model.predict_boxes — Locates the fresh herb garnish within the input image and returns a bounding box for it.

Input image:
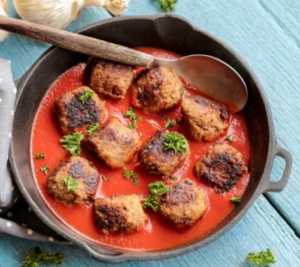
[35,153,45,159]
[163,132,188,154]
[110,113,116,117]
[102,175,111,182]
[60,132,83,156]
[78,89,93,104]
[170,175,176,179]
[161,114,167,120]
[225,135,233,143]
[62,176,79,192]
[165,119,175,128]
[124,107,142,129]
[179,87,184,94]
[143,181,169,212]
[245,249,276,267]
[157,0,178,12]
[87,122,99,136]
[176,118,182,125]
[231,197,242,203]
[215,141,220,146]
[41,166,49,175]
[123,166,137,179]
[22,247,64,267]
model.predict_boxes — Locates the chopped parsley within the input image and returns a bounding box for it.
[123,166,137,179]
[231,197,242,203]
[163,132,188,154]
[179,87,184,94]
[87,122,99,136]
[132,178,140,185]
[35,153,45,159]
[245,249,276,267]
[110,113,116,117]
[143,181,169,212]
[165,119,175,128]
[215,141,220,146]
[62,176,79,192]
[157,0,178,12]
[22,247,64,267]
[225,135,234,143]
[102,175,111,182]
[78,89,93,104]
[60,132,83,156]
[170,175,176,179]
[124,107,142,129]
[41,166,49,175]
[176,118,182,125]
[161,114,167,120]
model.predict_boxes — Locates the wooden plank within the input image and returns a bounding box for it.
[124,0,300,236]
[0,1,112,79]
[1,197,300,266]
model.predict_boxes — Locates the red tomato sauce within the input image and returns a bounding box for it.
[31,48,251,251]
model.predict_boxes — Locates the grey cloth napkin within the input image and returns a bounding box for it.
[0,59,66,243]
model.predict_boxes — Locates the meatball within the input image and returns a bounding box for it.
[159,179,208,230]
[55,86,106,134]
[181,95,229,141]
[86,57,134,99]
[94,194,147,234]
[132,67,183,113]
[139,131,190,178]
[195,144,247,193]
[86,118,140,169]
[47,156,100,204]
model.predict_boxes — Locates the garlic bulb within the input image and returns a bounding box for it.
[0,0,9,42]
[104,0,130,16]
[13,0,106,29]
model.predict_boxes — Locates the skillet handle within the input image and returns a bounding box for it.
[263,146,293,193]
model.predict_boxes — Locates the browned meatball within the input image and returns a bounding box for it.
[132,67,183,113]
[195,144,247,193]
[86,58,134,99]
[139,131,190,178]
[94,194,148,234]
[55,86,106,134]
[86,118,140,169]
[47,156,100,204]
[181,95,229,141]
[159,179,208,230]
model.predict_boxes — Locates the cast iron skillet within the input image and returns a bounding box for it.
[9,14,293,262]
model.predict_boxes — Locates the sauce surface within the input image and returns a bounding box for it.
[31,48,251,251]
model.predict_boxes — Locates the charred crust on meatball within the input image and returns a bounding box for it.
[85,57,134,99]
[195,144,247,193]
[159,179,208,230]
[94,195,147,234]
[139,131,190,177]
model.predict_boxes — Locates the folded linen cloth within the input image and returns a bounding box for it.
[0,58,65,243]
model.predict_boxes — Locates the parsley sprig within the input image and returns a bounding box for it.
[245,249,276,267]
[163,132,188,154]
[124,107,142,130]
[231,197,242,203]
[143,181,169,212]
[62,176,79,192]
[60,132,83,156]
[41,166,49,175]
[87,122,99,136]
[123,167,139,184]
[165,119,175,128]
[35,153,45,159]
[78,89,93,104]
[22,247,64,267]
[157,0,178,12]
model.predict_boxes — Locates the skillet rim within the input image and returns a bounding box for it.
[10,13,277,262]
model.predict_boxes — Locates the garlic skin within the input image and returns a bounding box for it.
[13,0,106,29]
[0,0,9,42]
[104,0,130,16]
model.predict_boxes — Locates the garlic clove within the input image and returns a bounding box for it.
[13,0,105,29]
[104,0,130,16]
[0,0,9,42]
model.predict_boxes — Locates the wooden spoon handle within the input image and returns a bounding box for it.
[0,16,155,67]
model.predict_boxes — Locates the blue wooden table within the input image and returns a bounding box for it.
[1,0,300,266]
